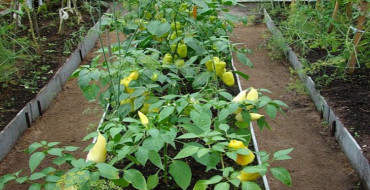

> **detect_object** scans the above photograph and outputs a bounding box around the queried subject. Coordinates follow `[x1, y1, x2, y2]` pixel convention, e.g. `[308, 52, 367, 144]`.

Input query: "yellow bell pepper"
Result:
[222, 71, 235, 86]
[177, 43, 187, 58]
[163, 53, 173, 65]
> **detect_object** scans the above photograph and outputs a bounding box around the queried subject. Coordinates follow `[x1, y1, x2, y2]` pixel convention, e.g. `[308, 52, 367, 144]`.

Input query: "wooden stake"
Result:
[346, 2, 353, 18]
[347, 0, 368, 74]
[328, 0, 340, 33]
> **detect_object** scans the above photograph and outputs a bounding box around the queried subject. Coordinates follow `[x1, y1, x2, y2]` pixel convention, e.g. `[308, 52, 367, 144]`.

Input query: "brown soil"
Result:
[231, 23, 361, 189]
[0, 2, 107, 131]
[0, 29, 125, 190]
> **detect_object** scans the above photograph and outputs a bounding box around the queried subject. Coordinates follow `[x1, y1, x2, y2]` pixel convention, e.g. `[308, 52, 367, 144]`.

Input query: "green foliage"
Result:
[0, 0, 294, 189]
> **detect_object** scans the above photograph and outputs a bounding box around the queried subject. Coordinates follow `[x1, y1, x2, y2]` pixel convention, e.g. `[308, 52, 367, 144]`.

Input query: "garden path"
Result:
[231, 22, 360, 189]
[0, 31, 123, 190]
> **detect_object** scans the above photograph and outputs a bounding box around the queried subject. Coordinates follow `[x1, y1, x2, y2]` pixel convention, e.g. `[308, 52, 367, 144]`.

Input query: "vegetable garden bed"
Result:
[0, 3, 111, 161]
[1, 1, 294, 189]
[264, 7, 370, 189]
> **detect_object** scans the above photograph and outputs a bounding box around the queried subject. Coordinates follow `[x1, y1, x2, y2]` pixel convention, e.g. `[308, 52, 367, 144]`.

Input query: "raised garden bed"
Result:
[0, 4, 111, 161]
[0, 1, 293, 189]
[264, 8, 370, 189]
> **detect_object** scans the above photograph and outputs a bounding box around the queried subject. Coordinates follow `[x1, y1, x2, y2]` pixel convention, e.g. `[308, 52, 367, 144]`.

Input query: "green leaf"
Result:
[147, 20, 160, 35]
[190, 111, 211, 132]
[142, 137, 164, 152]
[214, 182, 230, 190]
[191, 0, 208, 8]
[16, 176, 28, 184]
[193, 180, 208, 190]
[29, 183, 42, 190]
[236, 52, 253, 68]
[218, 109, 230, 121]
[273, 100, 288, 107]
[156, 22, 171, 36]
[110, 127, 122, 139]
[124, 169, 147, 190]
[169, 161, 192, 190]
[205, 175, 222, 184]
[219, 92, 233, 101]
[270, 167, 292, 187]
[243, 165, 267, 175]
[47, 148, 63, 157]
[29, 152, 46, 173]
[26, 142, 43, 154]
[82, 84, 100, 102]
[148, 150, 163, 169]
[197, 148, 209, 158]
[174, 145, 200, 159]
[96, 163, 119, 179]
[186, 39, 206, 55]
[219, 124, 229, 132]
[147, 173, 159, 190]
[65, 146, 79, 151]
[177, 133, 198, 139]
[134, 96, 146, 111]
[192, 72, 211, 88]
[45, 175, 60, 183]
[1, 174, 16, 184]
[241, 181, 261, 190]
[29, 173, 46, 181]
[273, 148, 293, 160]
[159, 106, 175, 122]
[47, 142, 60, 147]
[265, 104, 277, 119]
[233, 70, 249, 81]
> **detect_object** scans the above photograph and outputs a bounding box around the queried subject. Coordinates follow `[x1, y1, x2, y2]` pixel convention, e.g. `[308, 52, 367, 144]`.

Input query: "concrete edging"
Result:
[264, 8, 370, 189]
[231, 55, 270, 190]
[0, 10, 111, 162]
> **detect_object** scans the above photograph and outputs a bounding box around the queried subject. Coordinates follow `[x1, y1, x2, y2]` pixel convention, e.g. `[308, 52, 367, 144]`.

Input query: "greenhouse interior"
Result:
[0, 0, 369, 189]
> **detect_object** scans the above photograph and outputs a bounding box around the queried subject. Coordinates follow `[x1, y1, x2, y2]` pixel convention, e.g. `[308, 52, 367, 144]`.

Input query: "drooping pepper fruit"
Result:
[235, 112, 264, 122]
[205, 57, 220, 72]
[129, 71, 139, 80]
[175, 59, 185, 68]
[171, 21, 181, 30]
[215, 61, 226, 77]
[177, 43, 187, 58]
[120, 77, 135, 94]
[222, 71, 235, 86]
[246, 87, 258, 110]
[86, 133, 107, 163]
[209, 15, 217, 23]
[228, 140, 255, 166]
[138, 111, 149, 128]
[170, 30, 183, 40]
[237, 170, 261, 181]
[163, 53, 173, 65]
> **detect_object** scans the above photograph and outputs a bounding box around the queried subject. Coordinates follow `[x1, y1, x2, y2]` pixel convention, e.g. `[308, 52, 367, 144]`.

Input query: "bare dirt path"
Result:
[0, 31, 124, 189]
[231, 23, 360, 189]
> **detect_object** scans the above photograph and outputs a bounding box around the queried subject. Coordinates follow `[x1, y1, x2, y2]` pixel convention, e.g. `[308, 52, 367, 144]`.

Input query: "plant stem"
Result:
[328, 0, 340, 33]
[24, 2, 40, 54]
[347, 0, 368, 74]
[163, 143, 169, 183]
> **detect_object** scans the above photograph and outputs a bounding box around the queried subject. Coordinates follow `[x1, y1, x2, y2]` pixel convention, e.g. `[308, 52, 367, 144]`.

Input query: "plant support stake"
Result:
[346, 0, 367, 74]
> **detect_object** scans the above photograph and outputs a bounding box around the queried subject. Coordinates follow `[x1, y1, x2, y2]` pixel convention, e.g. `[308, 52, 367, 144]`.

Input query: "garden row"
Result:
[263, 2, 369, 188]
[1, 1, 293, 189]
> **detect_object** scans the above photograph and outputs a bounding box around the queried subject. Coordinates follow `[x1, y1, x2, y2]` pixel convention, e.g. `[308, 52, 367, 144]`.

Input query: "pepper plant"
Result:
[0, 0, 293, 189]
